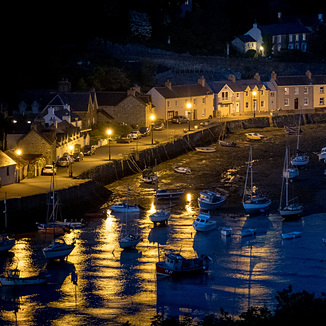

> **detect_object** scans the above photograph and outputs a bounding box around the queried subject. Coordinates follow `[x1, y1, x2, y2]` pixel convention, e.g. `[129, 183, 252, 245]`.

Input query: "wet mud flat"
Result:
[163, 123, 326, 217]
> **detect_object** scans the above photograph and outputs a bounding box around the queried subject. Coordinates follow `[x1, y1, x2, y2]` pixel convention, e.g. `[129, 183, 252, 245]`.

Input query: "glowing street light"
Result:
[252, 90, 257, 118]
[16, 149, 22, 156]
[186, 102, 192, 131]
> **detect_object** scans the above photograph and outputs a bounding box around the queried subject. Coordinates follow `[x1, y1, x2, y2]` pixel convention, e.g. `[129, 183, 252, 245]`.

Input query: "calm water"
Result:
[1, 154, 326, 325]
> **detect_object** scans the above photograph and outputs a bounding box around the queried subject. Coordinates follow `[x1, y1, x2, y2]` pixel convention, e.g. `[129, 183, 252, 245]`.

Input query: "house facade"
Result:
[0, 150, 16, 186]
[147, 77, 214, 121]
[210, 74, 270, 116]
[231, 35, 257, 54]
[269, 70, 315, 111]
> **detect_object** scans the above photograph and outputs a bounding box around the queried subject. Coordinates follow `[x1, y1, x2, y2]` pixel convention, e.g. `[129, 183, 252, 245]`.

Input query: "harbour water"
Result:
[1, 154, 326, 325]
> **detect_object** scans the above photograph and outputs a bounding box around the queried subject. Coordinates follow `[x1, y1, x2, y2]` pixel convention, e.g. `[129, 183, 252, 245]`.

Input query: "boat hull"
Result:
[156, 262, 208, 277]
[119, 235, 141, 249]
[192, 221, 216, 232]
[291, 155, 309, 166]
[195, 147, 216, 153]
[43, 244, 75, 260]
[0, 275, 50, 286]
[282, 232, 302, 239]
[0, 239, 15, 252]
[243, 199, 271, 213]
[279, 206, 303, 218]
[110, 204, 140, 213]
[150, 210, 170, 223]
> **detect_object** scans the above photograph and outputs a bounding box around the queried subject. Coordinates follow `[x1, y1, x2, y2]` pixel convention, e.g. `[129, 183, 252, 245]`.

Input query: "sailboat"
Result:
[110, 186, 140, 213]
[242, 146, 271, 213]
[291, 113, 309, 167]
[279, 147, 303, 219]
[0, 193, 15, 252]
[42, 166, 75, 261]
[118, 186, 141, 249]
[150, 182, 171, 225]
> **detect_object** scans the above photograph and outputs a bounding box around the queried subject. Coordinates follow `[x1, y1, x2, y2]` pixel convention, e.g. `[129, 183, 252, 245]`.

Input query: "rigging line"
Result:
[126, 159, 140, 174]
[163, 144, 170, 160]
[129, 155, 142, 172]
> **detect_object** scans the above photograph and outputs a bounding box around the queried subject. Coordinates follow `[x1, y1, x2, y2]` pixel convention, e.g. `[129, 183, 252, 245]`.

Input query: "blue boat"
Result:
[198, 190, 226, 210]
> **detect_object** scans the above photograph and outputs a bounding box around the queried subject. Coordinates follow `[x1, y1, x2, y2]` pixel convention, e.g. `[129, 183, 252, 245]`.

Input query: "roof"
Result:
[274, 74, 326, 86]
[0, 150, 16, 167]
[238, 35, 256, 43]
[153, 83, 213, 99]
[210, 79, 267, 93]
[96, 92, 127, 106]
[46, 93, 91, 112]
[260, 22, 309, 36]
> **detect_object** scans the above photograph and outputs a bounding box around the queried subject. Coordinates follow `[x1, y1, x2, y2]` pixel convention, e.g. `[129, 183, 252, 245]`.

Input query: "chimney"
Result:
[306, 70, 312, 79]
[165, 80, 172, 89]
[198, 76, 205, 87]
[253, 72, 261, 82]
[58, 78, 71, 93]
[228, 74, 236, 83]
[271, 71, 277, 80]
[48, 106, 55, 115]
[127, 88, 136, 96]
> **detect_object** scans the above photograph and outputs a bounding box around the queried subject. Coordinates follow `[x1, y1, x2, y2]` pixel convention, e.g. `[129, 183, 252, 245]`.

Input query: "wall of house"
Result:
[147, 88, 166, 120]
[313, 84, 326, 109]
[0, 165, 16, 186]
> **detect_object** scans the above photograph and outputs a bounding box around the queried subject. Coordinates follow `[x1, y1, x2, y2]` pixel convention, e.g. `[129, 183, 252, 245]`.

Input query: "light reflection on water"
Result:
[1, 156, 326, 325]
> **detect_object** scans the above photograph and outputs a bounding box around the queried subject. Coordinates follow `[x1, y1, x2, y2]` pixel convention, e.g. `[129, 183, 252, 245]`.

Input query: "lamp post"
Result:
[186, 102, 192, 131]
[107, 129, 112, 160]
[150, 114, 155, 145]
[252, 91, 257, 118]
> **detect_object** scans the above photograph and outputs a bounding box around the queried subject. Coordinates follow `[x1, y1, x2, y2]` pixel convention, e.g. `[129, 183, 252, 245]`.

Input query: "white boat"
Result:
[192, 212, 216, 232]
[320, 147, 326, 160]
[198, 190, 226, 210]
[172, 165, 191, 174]
[0, 268, 51, 286]
[119, 233, 141, 249]
[150, 209, 171, 224]
[155, 189, 184, 200]
[110, 202, 140, 213]
[42, 168, 76, 261]
[218, 140, 236, 147]
[245, 132, 264, 140]
[43, 238, 76, 260]
[283, 166, 299, 179]
[221, 227, 232, 236]
[142, 167, 158, 183]
[242, 146, 271, 213]
[241, 228, 256, 237]
[195, 147, 216, 153]
[282, 231, 302, 239]
[291, 114, 309, 167]
[279, 147, 303, 219]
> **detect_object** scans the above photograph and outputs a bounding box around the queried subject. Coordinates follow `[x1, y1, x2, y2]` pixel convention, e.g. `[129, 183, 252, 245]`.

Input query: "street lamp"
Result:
[252, 91, 257, 118]
[107, 129, 112, 160]
[186, 102, 192, 131]
[16, 149, 22, 156]
[150, 114, 155, 145]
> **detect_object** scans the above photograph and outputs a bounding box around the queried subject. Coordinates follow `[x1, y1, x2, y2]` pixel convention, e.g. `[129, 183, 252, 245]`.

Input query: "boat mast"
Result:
[243, 146, 252, 202]
[296, 112, 301, 152]
[4, 192, 7, 231]
[250, 147, 253, 200]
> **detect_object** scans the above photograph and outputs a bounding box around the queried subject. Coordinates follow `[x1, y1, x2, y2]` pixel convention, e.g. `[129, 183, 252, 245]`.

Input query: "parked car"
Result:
[56, 157, 70, 167]
[171, 116, 189, 124]
[139, 126, 150, 137]
[117, 134, 132, 143]
[153, 121, 165, 130]
[73, 152, 84, 162]
[42, 165, 57, 175]
[130, 130, 141, 140]
[84, 145, 95, 156]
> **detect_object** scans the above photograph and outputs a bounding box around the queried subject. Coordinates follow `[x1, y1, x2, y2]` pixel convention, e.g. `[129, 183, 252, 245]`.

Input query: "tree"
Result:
[91, 66, 130, 91]
[129, 11, 152, 41]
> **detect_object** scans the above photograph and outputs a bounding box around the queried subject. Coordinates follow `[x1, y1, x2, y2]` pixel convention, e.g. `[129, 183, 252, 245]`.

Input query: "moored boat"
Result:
[195, 147, 216, 153]
[0, 268, 51, 286]
[150, 209, 171, 224]
[110, 202, 140, 213]
[155, 189, 184, 200]
[241, 228, 256, 237]
[282, 231, 302, 239]
[172, 165, 191, 174]
[142, 168, 158, 183]
[156, 252, 212, 277]
[198, 190, 226, 210]
[192, 212, 216, 232]
[42, 238, 76, 260]
[0, 234, 15, 253]
[245, 132, 264, 140]
[218, 140, 236, 147]
[119, 233, 141, 249]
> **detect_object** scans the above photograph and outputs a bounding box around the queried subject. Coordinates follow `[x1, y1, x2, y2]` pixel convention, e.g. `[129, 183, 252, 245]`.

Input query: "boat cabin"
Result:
[164, 253, 203, 271]
[7, 269, 20, 278]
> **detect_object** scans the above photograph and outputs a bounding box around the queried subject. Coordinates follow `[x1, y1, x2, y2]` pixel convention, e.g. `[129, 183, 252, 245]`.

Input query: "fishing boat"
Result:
[0, 194, 15, 252]
[195, 147, 216, 153]
[291, 114, 309, 167]
[156, 252, 212, 277]
[320, 147, 326, 160]
[283, 165, 299, 179]
[241, 228, 256, 237]
[150, 209, 171, 224]
[42, 167, 76, 261]
[245, 132, 264, 140]
[0, 268, 51, 286]
[198, 190, 226, 210]
[221, 227, 232, 236]
[242, 146, 271, 213]
[218, 140, 236, 147]
[192, 212, 216, 232]
[282, 231, 302, 239]
[155, 189, 184, 200]
[172, 165, 191, 174]
[279, 147, 303, 219]
[110, 186, 140, 213]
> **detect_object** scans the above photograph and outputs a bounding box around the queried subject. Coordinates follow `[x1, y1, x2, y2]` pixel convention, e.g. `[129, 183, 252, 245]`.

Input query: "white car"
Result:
[56, 157, 70, 167]
[42, 165, 57, 175]
[130, 130, 141, 140]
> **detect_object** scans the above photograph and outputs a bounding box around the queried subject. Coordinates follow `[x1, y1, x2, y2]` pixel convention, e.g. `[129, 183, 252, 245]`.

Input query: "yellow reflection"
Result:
[186, 193, 192, 202]
[185, 193, 194, 214]
[148, 201, 156, 214]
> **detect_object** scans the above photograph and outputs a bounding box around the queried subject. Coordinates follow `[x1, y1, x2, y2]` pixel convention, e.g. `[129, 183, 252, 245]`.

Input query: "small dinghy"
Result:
[195, 147, 216, 153]
[172, 165, 191, 174]
[192, 212, 216, 232]
[282, 231, 302, 239]
[241, 228, 256, 237]
[0, 268, 51, 286]
[221, 227, 232, 237]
